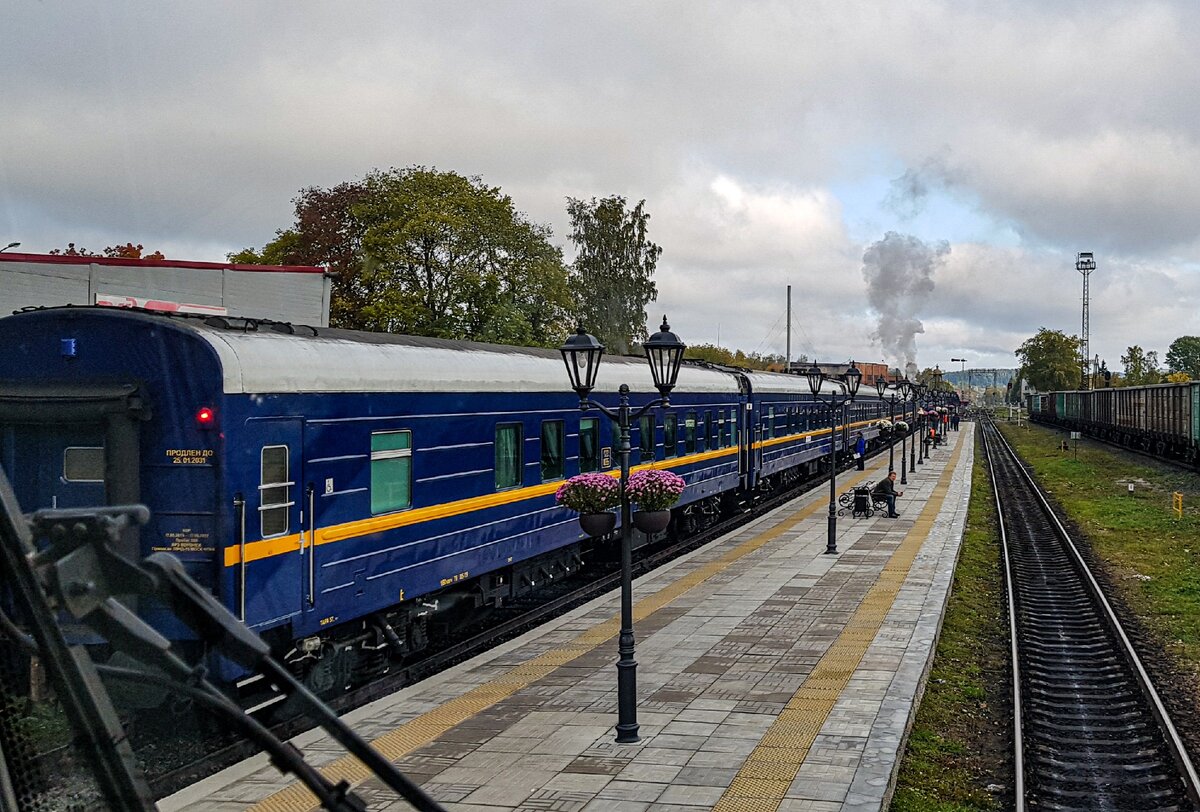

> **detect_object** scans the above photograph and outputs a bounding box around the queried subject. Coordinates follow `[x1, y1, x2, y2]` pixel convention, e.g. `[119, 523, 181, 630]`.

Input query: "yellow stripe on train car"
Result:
[223, 418, 877, 567]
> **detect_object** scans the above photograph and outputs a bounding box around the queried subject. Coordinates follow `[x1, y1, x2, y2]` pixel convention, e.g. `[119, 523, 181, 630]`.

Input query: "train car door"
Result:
[1, 423, 107, 512]
[0, 383, 145, 565]
[242, 418, 305, 629]
[737, 406, 750, 487]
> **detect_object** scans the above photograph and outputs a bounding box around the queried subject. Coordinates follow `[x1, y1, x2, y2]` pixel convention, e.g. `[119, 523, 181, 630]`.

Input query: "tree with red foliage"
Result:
[49, 242, 165, 260]
[228, 180, 368, 326]
[48, 243, 96, 257]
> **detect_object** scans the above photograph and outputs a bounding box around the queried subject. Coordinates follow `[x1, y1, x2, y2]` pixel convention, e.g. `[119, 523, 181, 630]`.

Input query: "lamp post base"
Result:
[825, 514, 838, 555]
[615, 647, 639, 743]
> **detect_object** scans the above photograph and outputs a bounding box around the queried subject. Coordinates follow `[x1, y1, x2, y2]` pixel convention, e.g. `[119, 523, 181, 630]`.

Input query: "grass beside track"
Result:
[997, 420, 1200, 689]
[890, 424, 1012, 812]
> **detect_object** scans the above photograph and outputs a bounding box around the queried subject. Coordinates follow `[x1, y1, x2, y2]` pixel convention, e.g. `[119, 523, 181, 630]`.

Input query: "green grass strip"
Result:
[998, 421, 1200, 670]
[891, 425, 1011, 811]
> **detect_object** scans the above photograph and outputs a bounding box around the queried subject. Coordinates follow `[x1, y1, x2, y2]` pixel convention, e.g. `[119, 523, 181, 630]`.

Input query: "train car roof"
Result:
[17, 307, 743, 395]
[739, 369, 875, 398]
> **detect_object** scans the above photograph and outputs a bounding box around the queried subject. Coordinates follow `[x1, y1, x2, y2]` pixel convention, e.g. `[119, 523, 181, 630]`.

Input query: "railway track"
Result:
[1028, 414, 1200, 475]
[146, 437, 902, 799]
[982, 418, 1200, 811]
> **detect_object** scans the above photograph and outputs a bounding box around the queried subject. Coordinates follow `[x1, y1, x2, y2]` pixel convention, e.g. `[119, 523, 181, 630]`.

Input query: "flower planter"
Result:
[579, 512, 616, 537]
[632, 510, 671, 534]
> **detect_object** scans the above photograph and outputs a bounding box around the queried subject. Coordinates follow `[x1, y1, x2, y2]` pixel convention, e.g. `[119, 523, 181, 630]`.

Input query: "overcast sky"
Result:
[4, 1, 1200, 372]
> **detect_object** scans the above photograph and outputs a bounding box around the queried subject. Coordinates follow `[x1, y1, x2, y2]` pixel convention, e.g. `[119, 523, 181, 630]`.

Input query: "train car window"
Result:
[718, 411, 727, 448]
[63, 446, 105, 482]
[685, 411, 697, 454]
[371, 430, 413, 513]
[664, 414, 678, 458]
[768, 406, 776, 439]
[639, 415, 655, 461]
[705, 411, 714, 451]
[541, 420, 565, 481]
[495, 423, 523, 490]
[580, 418, 600, 472]
[729, 408, 738, 446]
[260, 445, 291, 537]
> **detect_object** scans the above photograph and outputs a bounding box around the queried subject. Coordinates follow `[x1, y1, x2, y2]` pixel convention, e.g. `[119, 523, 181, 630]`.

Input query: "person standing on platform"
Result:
[854, 433, 866, 470]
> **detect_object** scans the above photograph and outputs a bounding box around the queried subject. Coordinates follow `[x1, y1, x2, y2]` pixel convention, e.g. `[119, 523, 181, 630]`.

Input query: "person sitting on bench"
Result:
[872, 471, 903, 518]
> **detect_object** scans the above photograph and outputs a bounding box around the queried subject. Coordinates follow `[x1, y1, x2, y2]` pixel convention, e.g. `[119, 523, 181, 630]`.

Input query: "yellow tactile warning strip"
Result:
[713, 435, 967, 812]
[248, 458, 891, 812]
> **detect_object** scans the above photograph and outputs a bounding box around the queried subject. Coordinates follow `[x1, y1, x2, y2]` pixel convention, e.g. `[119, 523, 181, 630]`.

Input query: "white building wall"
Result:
[0, 259, 330, 326]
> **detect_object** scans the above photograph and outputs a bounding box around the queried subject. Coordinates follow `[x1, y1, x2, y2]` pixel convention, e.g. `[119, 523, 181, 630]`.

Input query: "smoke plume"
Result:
[883, 151, 956, 220]
[862, 232, 950, 372]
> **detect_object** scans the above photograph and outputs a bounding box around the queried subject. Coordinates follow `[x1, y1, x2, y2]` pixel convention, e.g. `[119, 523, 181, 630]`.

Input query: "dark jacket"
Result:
[873, 477, 898, 496]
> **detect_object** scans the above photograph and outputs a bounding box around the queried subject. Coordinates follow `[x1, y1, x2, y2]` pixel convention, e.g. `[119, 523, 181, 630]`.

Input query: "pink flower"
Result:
[555, 473, 620, 513]
[626, 469, 686, 511]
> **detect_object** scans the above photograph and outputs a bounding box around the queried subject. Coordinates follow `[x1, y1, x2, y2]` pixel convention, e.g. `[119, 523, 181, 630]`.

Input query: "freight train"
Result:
[0, 306, 892, 698]
[1028, 384, 1200, 464]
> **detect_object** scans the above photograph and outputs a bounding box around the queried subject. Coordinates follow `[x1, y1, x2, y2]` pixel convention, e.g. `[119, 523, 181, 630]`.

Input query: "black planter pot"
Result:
[632, 510, 671, 534]
[578, 512, 616, 537]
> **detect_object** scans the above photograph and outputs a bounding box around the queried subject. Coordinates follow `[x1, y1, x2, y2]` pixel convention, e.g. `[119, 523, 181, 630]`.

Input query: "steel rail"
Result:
[980, 419, 1024, 810]
[985, 418, 1200, 808]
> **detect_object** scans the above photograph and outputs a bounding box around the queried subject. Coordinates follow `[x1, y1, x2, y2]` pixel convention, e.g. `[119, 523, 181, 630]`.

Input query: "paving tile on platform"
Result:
[595, 780, 669, 803]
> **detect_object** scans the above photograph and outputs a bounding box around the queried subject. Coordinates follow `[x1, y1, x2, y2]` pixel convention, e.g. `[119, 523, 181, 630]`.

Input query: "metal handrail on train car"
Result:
[307, 484, 316, 607]
[235, 493, 247, 622]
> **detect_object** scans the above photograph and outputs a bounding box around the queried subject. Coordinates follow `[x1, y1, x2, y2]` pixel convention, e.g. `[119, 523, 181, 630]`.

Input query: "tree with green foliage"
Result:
[1166, 336, 1200, 378]
[1006, 370, 1023, 403]
[231, 168, 573, 345]
[683, 344, 785, 371]
[1120, 345, 1162, 386]
[1015, 328, 1081, 391]
[914, 367, 954, 392]
[566, 196, 660, 355]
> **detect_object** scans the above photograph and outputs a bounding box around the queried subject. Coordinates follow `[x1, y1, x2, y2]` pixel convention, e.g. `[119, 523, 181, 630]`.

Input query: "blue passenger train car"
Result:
[0, 307, 889, 692]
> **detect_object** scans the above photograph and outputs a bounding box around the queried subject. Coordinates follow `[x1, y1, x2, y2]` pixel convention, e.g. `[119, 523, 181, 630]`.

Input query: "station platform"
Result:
[163, 428, 974, 812]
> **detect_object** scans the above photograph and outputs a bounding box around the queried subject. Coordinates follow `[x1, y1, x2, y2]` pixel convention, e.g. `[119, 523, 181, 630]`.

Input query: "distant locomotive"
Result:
[0, 307, 888, 697]
[1028, 384, 1200, 464]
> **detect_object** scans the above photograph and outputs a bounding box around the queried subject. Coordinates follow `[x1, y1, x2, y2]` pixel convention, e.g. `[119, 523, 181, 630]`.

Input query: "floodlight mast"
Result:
[1076, 252, 1096, 390]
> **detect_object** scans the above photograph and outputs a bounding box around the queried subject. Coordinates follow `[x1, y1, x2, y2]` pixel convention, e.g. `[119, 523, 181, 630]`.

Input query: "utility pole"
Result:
[1076, 252, 1096, 390]
[786, 285, 791, 373]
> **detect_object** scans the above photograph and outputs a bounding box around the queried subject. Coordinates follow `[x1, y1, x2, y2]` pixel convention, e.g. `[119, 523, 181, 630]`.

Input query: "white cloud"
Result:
[651, 171, 866, 359]
[4, 1, 1200, 370]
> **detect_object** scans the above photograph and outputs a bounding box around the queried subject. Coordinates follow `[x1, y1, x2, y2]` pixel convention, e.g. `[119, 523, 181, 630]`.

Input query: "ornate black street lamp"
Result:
[898, 378, 913, 483]
[804, 361, 863, 555]
[874, 376, 898, 473]
[932, 366, 946, 439]
[915, 382, 927, 465]
[559, 316, 685, 744]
